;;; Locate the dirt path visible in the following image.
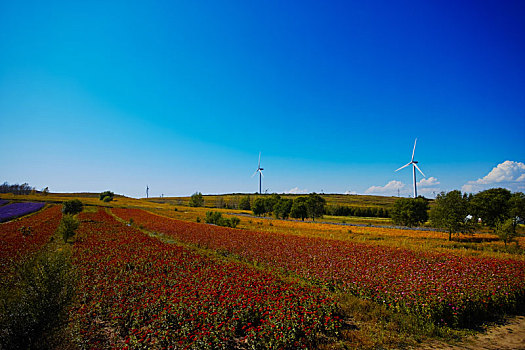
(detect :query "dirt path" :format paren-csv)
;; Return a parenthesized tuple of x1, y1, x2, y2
(416, 316, 525, 350)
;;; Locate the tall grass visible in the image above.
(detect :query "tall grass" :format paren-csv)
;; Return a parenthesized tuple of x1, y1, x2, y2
(0, 247, 77, 349)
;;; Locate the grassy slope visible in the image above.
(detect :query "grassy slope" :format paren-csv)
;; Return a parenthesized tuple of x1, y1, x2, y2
(146, 193, 401, 209)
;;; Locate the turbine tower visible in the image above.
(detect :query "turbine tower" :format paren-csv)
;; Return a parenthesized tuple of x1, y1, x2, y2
(252, 152, 264, 194)
(395, 138, 425, 198)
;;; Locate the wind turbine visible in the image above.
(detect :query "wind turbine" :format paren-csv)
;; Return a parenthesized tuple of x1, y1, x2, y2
(395, 138, 425, 198)
(252, 152, 264, 194)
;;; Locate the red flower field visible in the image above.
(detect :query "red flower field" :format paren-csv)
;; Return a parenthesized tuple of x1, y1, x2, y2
(0, 205, 61, 276)
(113, 208, 525, 326)
(70, 210, 341, 348)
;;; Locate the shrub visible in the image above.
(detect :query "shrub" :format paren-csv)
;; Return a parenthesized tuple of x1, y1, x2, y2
(390, 197, 429, 227)
(58, 215, 79, 243)
(239, 196, 251, 210)
(62, 199, 83, 215)
(0, 249, 77, 349)
(205, 211, 240, 228)
(189, 192, 204, 207)
(99, 191, 114, 202)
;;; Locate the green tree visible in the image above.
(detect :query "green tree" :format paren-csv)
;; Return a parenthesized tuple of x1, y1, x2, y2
(290, 197, 308, 221)
(495, 218, 517, 247)
(58, 215, 79, 243)
(189, 192, 204, 207)
(470, 188, 512, 228)
(274, 198, 293, 219)
(239, 195, 251, 210)
(252, 198, 266, 216)
(99, 191, 114, 202)
(509, 192, 525, 229)
(306, 193, 326, 221)
(62, 199, 83, 215)
(264, 194, 281, 214)
(430, 190, 472, 241)
(391, 197, 429, 227)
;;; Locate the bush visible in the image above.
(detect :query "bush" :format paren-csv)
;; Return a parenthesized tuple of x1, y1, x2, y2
(189, 192, 204, 207)
(390, 197, 429, 227)
(205, 211, 240, 228)
(239, 196, 251, 210)
(62, 199, 83, 215)
(0, 249, 77, 349)
(99, 191, 114, 202)
(58, 215, 79, 243)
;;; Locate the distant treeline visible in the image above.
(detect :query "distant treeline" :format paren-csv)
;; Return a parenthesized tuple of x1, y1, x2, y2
(326, 205, 390, 218)
(0, 182, 36, 195)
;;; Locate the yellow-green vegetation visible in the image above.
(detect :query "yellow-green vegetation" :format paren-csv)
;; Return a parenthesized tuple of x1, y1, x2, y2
(148, 193, 401, 209)
(1, 192, 524, 349)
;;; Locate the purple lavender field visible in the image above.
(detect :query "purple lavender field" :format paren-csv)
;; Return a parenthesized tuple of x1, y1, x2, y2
(0, 202, 45, 222)
(0, 199, 9, 206)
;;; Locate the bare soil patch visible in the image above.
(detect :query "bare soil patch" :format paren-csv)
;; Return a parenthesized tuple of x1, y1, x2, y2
(416, 316, 525, 350)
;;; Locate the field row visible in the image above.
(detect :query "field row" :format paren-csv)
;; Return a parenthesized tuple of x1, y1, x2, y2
(0, 201, 45, 223)
(70, 210, 341, 348)
(113, 208, 525, 327)
(0, 205, 62, 276)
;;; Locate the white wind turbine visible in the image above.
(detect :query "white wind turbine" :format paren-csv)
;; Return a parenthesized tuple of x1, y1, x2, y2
(252, 152, 264, 194)
(395, 138, 425, 198)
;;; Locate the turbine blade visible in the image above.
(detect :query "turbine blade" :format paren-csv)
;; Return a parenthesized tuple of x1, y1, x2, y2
(414, 163, 425, 177)
(260, 171, 264, 177)
(258, 152, 261, 168)
(395, 162, 411, 172)
(251, 170, 258, 177)
(412, 138, 417, 161)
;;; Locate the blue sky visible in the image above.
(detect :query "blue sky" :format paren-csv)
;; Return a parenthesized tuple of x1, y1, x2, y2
(1, 1, 524, 198)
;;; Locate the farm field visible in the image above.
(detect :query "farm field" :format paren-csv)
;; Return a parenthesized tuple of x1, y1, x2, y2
(147, 193, 400, 214)
(0, 205, 62, 276)
(148, 206, 524, 261)
(1, 196, 524, 349)
(113, 208, 525, 328)
(0, 201, 45, 222)
(70, 209, 341, 348)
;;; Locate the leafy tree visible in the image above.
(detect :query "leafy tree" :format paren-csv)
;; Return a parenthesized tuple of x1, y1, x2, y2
(306, 193, 326, 221)
(42, 187, 49, 196)
(62, 199, 83, 215)
(430, 190, 472, 241)
(509, 192, 525, 226)
(252, 198, 266, 216)
(264, 194, 281, 214)
(495, 218, 517, 247)
(391, 197, 429, 227)
(205, 211, 240, 228)
(58, 215, 79, 243)
(99, 191, 114, 202)
(290, 197, 308, 221)
(239, 196, 251, 210)
(189, 192, 204, 207)
(470, 188, 512, 228)
(274, 198, 293, 219)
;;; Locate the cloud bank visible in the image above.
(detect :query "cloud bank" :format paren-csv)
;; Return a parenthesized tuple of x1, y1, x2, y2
(462, 161, 525, 193)
(365, 180, 405, 196)
(285, 187, 308, 194)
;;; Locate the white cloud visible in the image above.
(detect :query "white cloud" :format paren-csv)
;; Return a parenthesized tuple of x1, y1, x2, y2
(416, 177, 441, 197)
(462, 160, 525, 193)
(417, 176, 440, 187)
(365, 180, 405, 196)
(285, 187, 308, 194)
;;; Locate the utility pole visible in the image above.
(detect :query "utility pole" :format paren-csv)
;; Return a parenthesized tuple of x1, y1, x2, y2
(146, 185, 149, 198)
